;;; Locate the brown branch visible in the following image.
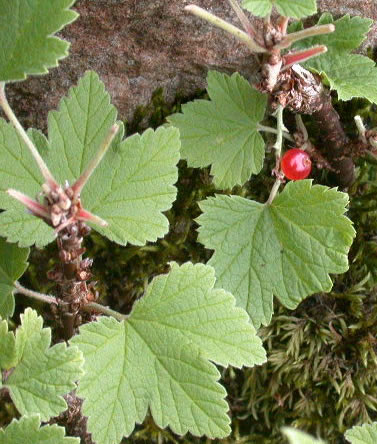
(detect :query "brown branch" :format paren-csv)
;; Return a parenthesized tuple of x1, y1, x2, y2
(312, 90, 355, 187)
(267, 64, 355, 187)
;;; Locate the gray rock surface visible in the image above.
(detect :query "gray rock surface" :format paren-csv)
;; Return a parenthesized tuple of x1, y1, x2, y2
(4, 0, 377, 131)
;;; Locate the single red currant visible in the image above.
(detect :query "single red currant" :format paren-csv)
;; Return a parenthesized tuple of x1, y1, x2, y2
(281, 148, 312, 180)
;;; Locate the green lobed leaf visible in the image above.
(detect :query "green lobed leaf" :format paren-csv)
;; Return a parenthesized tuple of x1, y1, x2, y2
(46, 71, 118, 184)
(1, 308, 84, 421)
(0, 415, 79, 444)
(296, 13, 373, 53)
(307, 53, 377, 103)
(0, 237, 29, 318)
(0, 0, 78, 82)
(45, 70, 180, 246)
(71, 262, 266, 444)
(0, 71, 180, 247)
(282, 427, 326, 444)
(82, 125, 180, 246)
(290, 14, 377, 103)
(197, 180, 355, 328)
(168, 71, 267, 189)
(0, 320, 17, 369)
(242, 0, 317, 19)
(0, 121, 56, 247)
(345, 422, 377, 444)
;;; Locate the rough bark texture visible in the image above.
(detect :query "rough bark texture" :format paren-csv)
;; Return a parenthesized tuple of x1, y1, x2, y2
(4, 0, 377, 131)
(312, 91, 355, 187)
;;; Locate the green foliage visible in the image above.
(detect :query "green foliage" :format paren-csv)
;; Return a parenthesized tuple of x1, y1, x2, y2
(291, 14, 377, 103)
(71, 262, 266, 444)
(85, 125, 180, 246)
(0, 308, 84, 421)
(242, 0, 317, 19)
(0, 237, 29, 318)
(2, 0, 377, 441)
(0, 415, 79, 444)
(282, 427, 325, 444)
(0, 321, 17, 369)
(0, 0, 78, 82)
(0, 71, 180, 247)
(0, 121, 56, 247)
(168, 71, 267, 189)
(46, 71, 118, 184)
(65, 151, 377, 444)
(197, 180, 355, 327)
(345, 422, 377, 444)
(293, 14, 372, 52)
(47, 70, 181, 246)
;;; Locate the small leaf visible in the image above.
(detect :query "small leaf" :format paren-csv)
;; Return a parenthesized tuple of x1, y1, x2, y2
(168, 71, 267, 189)
(72, 262, 266, 444)
(282, 427, 326, 444)
(2, 308, 84, 421)
(197, 181, 355, 327)
(290, 14, 377, 103)
(0, 415, 79, 444)
(0, 237, 29, 318)
(345, 422, 377, 444)
(242, 0, 317, 19)
(0, 0, 78, 82)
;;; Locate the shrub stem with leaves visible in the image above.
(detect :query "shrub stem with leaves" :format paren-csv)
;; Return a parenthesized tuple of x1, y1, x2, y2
(1, 0, 377, 444)
(0, 1, 267, 443)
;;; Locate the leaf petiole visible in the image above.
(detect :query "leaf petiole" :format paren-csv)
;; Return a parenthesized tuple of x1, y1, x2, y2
(0, 83, 59, 190)
(72, 123, 119, 197)
(227, 0, 256, 38)
(354, 115, 367, 144)
(7, 189, 51, 220)
(14, 281, 128, 321)
(275, 23, 335, 50)
(282, 45, 327, 70)
(14, 281, 57, 305)
(257, 124, 294, 142)
(266, 105, 284, 205)
(185, 5, 266, 53)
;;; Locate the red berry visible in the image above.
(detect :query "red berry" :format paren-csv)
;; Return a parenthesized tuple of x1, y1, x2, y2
(281, 148, 312, 180)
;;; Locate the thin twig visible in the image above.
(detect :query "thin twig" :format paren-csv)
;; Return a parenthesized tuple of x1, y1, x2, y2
(185, 5, 266, 53)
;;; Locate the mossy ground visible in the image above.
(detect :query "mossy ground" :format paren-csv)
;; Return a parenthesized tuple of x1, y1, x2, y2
(3, 90, 377, 444)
